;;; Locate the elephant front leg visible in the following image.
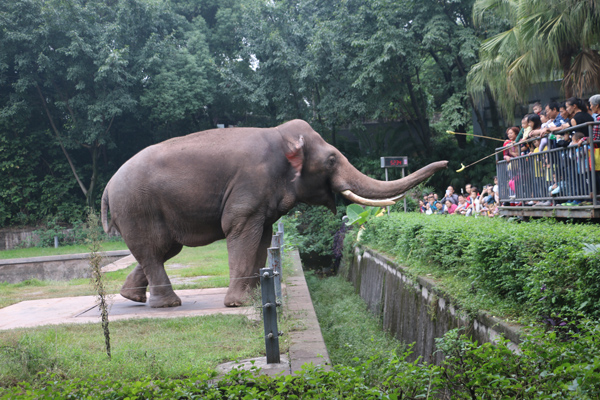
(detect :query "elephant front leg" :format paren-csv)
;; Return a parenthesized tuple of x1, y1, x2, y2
(224, 224, 273, 307)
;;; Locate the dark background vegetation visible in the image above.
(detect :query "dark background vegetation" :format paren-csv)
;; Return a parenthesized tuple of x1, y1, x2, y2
(0, 0, 506, 228)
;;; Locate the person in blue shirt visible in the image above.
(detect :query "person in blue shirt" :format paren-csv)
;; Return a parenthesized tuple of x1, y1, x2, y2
(545, 102, 568, 130)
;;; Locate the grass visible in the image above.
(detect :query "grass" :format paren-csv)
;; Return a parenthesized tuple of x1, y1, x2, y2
(0, 241, 129, 259)
(0, 239, 296, 387)
(0, 241, 232, 309)
(0, 314, 283, 386)
(305, 272, 407, 370)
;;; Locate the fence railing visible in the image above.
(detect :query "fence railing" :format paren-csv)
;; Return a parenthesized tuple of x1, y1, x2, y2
(260, 221, 285, 364)
(495, 121, 600, 206)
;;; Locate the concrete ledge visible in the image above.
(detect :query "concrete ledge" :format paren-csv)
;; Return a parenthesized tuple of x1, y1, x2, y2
(0, 250, 132, 284)
(286, 250, 331, 372)
(344, 247, 522, 364)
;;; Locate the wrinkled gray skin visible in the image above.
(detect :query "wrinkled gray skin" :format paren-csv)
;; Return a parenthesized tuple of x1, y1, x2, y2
(101, 120, 447, 308)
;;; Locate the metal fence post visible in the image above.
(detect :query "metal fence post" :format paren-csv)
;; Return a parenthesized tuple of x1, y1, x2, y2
(277, 222, 284, 246)
(268, 247, 282, 303)
(260, 267, 280, 364)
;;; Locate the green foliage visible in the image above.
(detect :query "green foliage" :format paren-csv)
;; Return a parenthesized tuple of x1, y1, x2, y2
(3, 322, 600, 398)
(344, 204, 382, 226)
(306, 273, 407, 370)
(470, 0, 600, 120)
(1, 0, 486, 227)
(30, 216, 109, 248)
(283, 204, 344, 258)
(0, 131, 86, 226)
(436, 321, 600, 398)
(360, 213, 600, 321)
(0, 0, 241, 224)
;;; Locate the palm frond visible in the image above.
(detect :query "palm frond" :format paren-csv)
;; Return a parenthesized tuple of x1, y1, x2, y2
(480, 27, 519, 57)
(473, 0, 518, 27)
(563, 49, 600, 97)
(470, 0, 600, 121)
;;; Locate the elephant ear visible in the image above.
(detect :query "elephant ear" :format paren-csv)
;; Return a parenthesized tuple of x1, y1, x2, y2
(285, 135, 304, 181)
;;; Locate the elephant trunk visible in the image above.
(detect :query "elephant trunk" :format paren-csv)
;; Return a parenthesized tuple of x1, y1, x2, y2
(335, 160, 448, 207)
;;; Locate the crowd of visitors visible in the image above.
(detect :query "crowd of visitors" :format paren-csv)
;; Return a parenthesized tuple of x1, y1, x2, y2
(419, 180, 500, 217)
(500, 96, 600, 206)
(419, 96, 600, 215)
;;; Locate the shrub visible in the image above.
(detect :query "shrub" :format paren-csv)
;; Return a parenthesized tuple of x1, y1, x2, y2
(3, 323, 600, 399)
(282, 204, 345, 259)
(30, 214, 116, 248)
(359, 213, 600, 321)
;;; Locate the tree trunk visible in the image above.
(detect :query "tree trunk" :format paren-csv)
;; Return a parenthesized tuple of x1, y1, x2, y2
(484, 85, 502, 138)
(87, 145, 99, 209)
(36, 84, 88, 198)
(559, 47, 575, 98)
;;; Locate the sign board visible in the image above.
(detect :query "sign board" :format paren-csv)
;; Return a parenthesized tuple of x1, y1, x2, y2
(380, 156, 408, 168)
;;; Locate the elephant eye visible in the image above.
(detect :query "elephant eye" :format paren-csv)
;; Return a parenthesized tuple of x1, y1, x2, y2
(328, 155, 336, 167)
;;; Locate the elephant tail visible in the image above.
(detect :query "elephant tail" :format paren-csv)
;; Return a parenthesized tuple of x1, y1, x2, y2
(101, 183, 114, 234)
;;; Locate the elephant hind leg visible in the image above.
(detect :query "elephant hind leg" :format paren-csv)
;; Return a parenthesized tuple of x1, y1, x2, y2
(146, 261, 182, 308)
(122, 242, 183, 308)
(145, 242, 184, 308)
(120, 264, 148, 303)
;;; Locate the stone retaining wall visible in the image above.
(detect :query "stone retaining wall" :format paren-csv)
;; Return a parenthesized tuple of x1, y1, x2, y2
(0, 228, 39, 251)
(0, 250, 131, 284)
(342, 247, 521, 365)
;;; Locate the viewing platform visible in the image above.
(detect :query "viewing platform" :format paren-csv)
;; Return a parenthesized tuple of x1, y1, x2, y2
(496, 121, 600, 219)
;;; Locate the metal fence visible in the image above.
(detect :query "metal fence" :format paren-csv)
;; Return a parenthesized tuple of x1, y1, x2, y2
(261, 221, 285, 364)
(495, 121, 600, 206)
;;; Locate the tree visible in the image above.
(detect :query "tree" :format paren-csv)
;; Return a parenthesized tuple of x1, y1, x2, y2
(469, 0, 600, 120)
(0, 0, 213, 210)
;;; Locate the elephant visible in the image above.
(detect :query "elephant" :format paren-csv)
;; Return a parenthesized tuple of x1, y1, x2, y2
(101, 119, 447, 308)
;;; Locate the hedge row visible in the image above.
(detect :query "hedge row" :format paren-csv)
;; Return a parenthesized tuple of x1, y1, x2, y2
(3, 321, 600, 399)
(359, 214, 600, 321)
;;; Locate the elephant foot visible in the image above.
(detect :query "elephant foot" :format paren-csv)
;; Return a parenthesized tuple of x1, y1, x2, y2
(120, 287, 147, 303)
(120, 266, 148, 303)
(224, 290, 249, 307)
(149, 292, 182, 308)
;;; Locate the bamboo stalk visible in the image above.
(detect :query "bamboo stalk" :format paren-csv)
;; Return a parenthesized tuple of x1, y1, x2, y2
(446, 130, 505, 143)
(456, 142, 520, 172)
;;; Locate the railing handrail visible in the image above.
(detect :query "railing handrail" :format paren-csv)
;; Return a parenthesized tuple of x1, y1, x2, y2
(494, 120, 600, 153)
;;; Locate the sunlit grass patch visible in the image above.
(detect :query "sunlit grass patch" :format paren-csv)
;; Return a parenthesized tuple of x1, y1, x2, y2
(0, 314, 287, 386)
(0, 241, 129, 259)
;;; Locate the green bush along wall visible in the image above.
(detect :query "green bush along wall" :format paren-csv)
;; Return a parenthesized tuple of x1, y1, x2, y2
(359, 214, 600, 321)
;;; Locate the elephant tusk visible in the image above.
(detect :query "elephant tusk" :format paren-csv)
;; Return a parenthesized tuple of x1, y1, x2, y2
(340, 190, 404, 207)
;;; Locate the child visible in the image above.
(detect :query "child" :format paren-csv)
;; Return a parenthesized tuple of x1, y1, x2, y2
(486, 202, 498, 217)
(434, 201, 445, 214)
(455, 195, 468, 215)
(466, 187, 478, 216)
(569, 131, 586, 147)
